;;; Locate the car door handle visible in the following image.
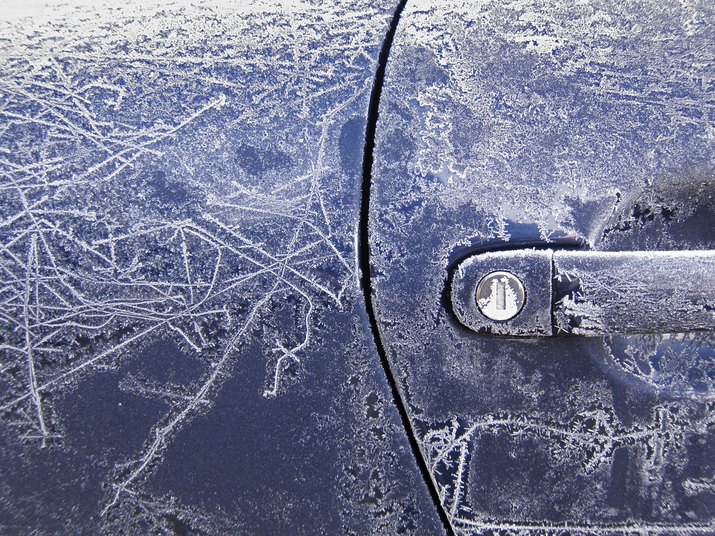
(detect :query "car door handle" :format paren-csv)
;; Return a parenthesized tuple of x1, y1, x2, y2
(450, 249, 715, 337)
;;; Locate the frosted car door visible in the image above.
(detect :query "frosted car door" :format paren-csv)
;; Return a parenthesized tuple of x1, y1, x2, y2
(369, 1, 715, 533)
(0, 1, 445, 534)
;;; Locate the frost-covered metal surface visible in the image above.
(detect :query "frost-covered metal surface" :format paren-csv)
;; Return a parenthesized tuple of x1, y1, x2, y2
(554, 250, 715, 336)
(0, 1, 445, 533)
(371, 0, 715, 533)
(451, 250, 552, 336)
(452, 249, 715, 336)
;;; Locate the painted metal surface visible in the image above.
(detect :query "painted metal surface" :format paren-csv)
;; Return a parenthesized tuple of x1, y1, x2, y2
(370, 0, 715, 533)
(0, 1, 444, 533)
(452, 249, 715, 336)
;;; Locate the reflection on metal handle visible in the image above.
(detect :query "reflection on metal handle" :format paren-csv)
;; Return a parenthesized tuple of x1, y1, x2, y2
(450, 249, 715, 337)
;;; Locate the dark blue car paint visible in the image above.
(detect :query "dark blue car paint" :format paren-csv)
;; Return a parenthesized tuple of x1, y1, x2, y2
(370, 1, 714, 533)
(0, 2, 443, 533)
(1, 0, 714, 534)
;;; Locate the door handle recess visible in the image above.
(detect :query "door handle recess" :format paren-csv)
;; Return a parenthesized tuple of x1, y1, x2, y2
(450, 249, 715, 337)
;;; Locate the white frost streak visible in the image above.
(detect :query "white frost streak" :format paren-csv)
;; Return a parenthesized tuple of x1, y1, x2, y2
(422, 405, 715, 534)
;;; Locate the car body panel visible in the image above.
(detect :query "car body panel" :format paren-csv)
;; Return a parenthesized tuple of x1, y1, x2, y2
(370, 0, 715, 533)
(0, 1, 444, 533)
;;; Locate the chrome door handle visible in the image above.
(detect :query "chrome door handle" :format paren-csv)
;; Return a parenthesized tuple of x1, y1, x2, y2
(451, 249, 715, 337)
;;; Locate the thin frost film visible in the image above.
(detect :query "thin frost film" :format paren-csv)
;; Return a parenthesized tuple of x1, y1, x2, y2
(369, 0, 715, 533)
(421, 404, 715, 534)
(0, 1, 440, 532)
